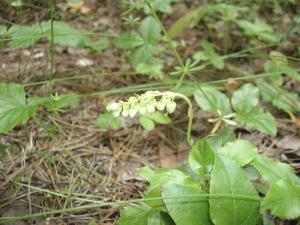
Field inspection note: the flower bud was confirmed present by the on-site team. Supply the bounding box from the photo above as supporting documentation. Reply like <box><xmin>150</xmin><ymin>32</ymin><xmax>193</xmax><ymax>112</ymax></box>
<box><xmin>166</xmin><ymin>101</ymin><xmax>176</xmax><ymax>113</ymax></box>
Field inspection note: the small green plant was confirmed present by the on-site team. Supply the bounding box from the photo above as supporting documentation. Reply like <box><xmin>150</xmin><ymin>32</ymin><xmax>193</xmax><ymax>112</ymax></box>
<box><xmin>110</xmin><ymin>91</ymin><xmax>300</xmax><ymax>225</ymax></box>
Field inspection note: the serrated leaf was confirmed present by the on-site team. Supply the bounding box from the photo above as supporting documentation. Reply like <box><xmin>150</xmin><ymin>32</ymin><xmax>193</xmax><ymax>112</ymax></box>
<box><xmin>162</xmin><ymin>184</ymin><xmax>212</xmax><ymax>225</ymax></box>
<box><xmin>188</xmin><ymin>139</ymin><xmax>215</xmax><ymax>178</ymax></box>
<box><xmin>42</xmin><ymin>93</ymin><xmax>80</xmax><ymax>113</ymax></box>
<box><xmin>139</xmin><ymin>115</ymin><xmax>155</xmax><ymax>130</ymax></box>
<box><xmin>231</xmin><ymin>83</ymin><xmax>260</xmax><ymax>114</ymax></box>
<box><xmin>236</xmin><ymin>107</ymin><xmax>277</xmax><ymax>137</ymax></box>
<box><xmin>210</xmin><ymin>155</ymin><xmax>260</xmax><ymax>225</ymax></box>
<box><xmin>136</xmin><ymin>60</ymin><xmax>164</xmax><ymax>80</ymax></box>
<box><xmin>237</xmin><ymin>19</ymin><xmax>281</xmax><ymax>43</ymax></box>
<box><xmin>194</xmin><ymin>86</ymin><xmax>231</xmax><ymax>116</ymax></box>
<box><xmin>262</xmin><ymin>179</ymin><xmax>300</xmax><ymax>219</ymax></box>
<box><xmin>114</xmin><ymin>31</ymin><xmax>144</xmax><ymax>50</ymax></box>
<box><xmin>0</xmin><ymin>83</ymin><xmax>37</xmax><ymax>133</ymax></box>
<box><xmin>219</xmin><ymin>140</ymin><xmax>258</xmax><ymax>166</ymax></box>
<box><xmin>130</xmin><ymin>44</ymin><xmax>156</xmax><ymax>67</ymax></box>
<box><xmin>96</xmin><ymin>112</ymin><xmax>121</xmax><ymax>130</ymax></box>
<box><xmin>256</xmin><ymin>79</ymin><xmax>300</xmax><ymax>112</ymax></box>
<box><xmin>41</xmin><ymin>21</ymin><xmax>89</xmax><ymax>47</ymax></box>
<box><xmin>139</xmin><ymin>17</ymin><xmax>161</xmax><ymax>44</ymax></box>
<box><xmin>251</xmin><ymin>155</ymin><xmax>299</xmax><ymax>184</ymax></box>
<box><xmin>264</xmin><ymin>61</ymin><xmax>283</xmax><ymax>85</ymax></box>
<box><xmin>7</xmin><ymin>24</ymin><xmax>41</xmax><ymax>48</ymax></box>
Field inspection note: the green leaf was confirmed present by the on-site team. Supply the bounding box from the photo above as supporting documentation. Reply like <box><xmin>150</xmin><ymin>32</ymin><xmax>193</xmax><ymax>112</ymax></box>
<box><xmin>114</xmin><ymin>31</ymin><xmax>144</xmax><ymax>50</ymax></box>
<box><xmin>41</xmin><ymin>93</ymin><xmax>80</xmax><ymax>113</ymax></box>
<box><xmin>237</xmin><ymin>19</ymin><xmax>281</xmax><ymax>43</ymax></box>
<box><xmin>188</xmin><ymin>139</ymin><xmax>215</xmax><ymax>178</ymax></box>
<box><xmin>0</xmin><ymin>83</ymin><xmax>37</xmax><ymax>133</ymax></box>
<box><xmin>256</xmin><ymin>79</ymin><xmax>300</xmax><ymax>112</ymax></box>
<box><xmin>85</xmin><ymin>38</ymin><xmax>110</xmax><ymax>54</ymax></box>
<box><xmin>96</xmin><ymin>112</ymin><xmax>121</xmax><ymax>130</ymax></box>
<box><xmin>8</xmin><ymin>24</ymin><xmax>41</xmax><ymax>48</ymax></box>
<box><xmin>41</xmin><ymin>21</ymin><xmax>89</xmax><ymax>47</ymax></box>
<box><xmin>138</xmin><ymin>167</ymin><xmax>196</xmax><ymax>208</ymax></box>
<box><xmin>281</xmin><ymin>65</ymin><xmax>300</xmax><ymax>81</ymax></box>
<box><xmin>130</xmin><ymin>44</ymin><xmax>156</xmax><ymax>67</ymax></box>
<box><xmin>194</xmin><ymin>40</ymin><xmax>224</xmax><ymax>70</ymax></box>
<box><xmin>194</xmin><ymin>86</ymin><xmax>231</xmax><ymax>116</ymax></box>
<box><xmin>231</xmin><ymin>83</ymin><xmax>260</xmax><ymax>114</ymax></box>
<box><xmin>251</xmin><ymin>155</ymin><xmax>299</xmax><ymax>184</ymax></box>
<box><xmin>118</xmin><ymin>204</ymin><xmax>157</xmax><ymax>225</ymax></box>
<box><xmin>145</xmin><ymin>0</ymin><xmax>178</xmax><ymax>14</ymax></box>
<box><xmin>236</xmin><ymin>107</ymin><xmax>277</xmax><ymax>137</ymax></box>
<box><xmin>219</xmin><ymin>140</ymin><xmax>258</xmax><ymax>166</ymax></box>
<box><xmin>148</xmin><ymin>112</ymin><xmax>171</xmax><ymax>124</ymax></box>
<box><xmin>139</xmin><ymin>17</ymin><xmax>161</xmax><ymax>44</ymax></box>
<box><xmin>264</xmin><ymin>61</ymin><xmax>283</xmax><ymax>86</ymax></box>
<box><xmin>139</xmin><ymin>115</ymin><xmax>155</xmax><ymax>130</ymax></box>
<box><xmin>162</xmin><ymin>184</ymin><xmax>212</xmax><ymax>225</ymax></box>
<box><xmin>136</xmin><ymin>60</ymin><xmax>164</xmax><ymax>80</ymax></box>
<box><xmin>262</xmin><ymin>179</ymin><xmax>300</xmax><ymax>219</ymax></box>
<box><xmin>210</xmin><ymin>155</ymin><xmax>260</xmax><ymax>225</ymax></box>
<box><xmin>207</xmin><ymin>127</ymin><xmax>235</xmax><ymax>149</ymax></box>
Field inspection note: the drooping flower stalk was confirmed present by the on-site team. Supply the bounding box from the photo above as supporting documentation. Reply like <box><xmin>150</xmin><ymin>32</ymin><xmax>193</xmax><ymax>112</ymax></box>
<box><xmin>107</xmin><ymin>91</ymin><xmax>194</xmax><ymax>145</ymax></box>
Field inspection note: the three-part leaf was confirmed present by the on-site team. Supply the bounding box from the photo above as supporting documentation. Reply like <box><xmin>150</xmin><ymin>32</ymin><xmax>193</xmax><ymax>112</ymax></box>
<box><xmin>210</xmin><ymin>155</ymin><xmax>260</xmax><ymax>225</ymax></box>
<box><xmin>0</xmin><ymin>83</ymin><xmax>37</xmax><ymax>133</ymax></box>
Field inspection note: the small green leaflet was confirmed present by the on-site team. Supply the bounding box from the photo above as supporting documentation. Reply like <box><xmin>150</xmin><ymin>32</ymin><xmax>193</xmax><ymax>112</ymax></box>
<box><xmin>251</xmin><ymin>155</ymin><xmax>299</xmax><ymax>185</ymax></box>
<box><xmin>256</xmin><ymin>79</ymin><xmax>300</xmax><ymax>112</ymax></box>
<box><xmin>193</xmin><ymin>39</ymin><xmax>224</xmax><ymax>70</ymax></box>
<box><xmin>139</xmin><ymin>112</ymin><xmax>171</xmax><ymax>131</ymax></box>
<box><xmin>114</xmin><ymin>31</ymin><xmax>144</xmax><ymax>50</ymax></box>
<box><xmin>139</xmin><ymin>17</ymin><xmax>161</xmax><ymax>44</ymax></box>
<box><xmin>144</xmin><ymin>0</ymin><xmax>179</xmax><ymax>14</ymax></box>
<box><xmin>41</xmin><ymin>93</ymin><xmax>80</xmax><ymax>113</ymax></box>
<box><xmin>194</xmin><ymin>85</ymin><xmax>231</xmax><ymax>116</ymax></box>
<box><xmin>188</xmin><ymin>139</ymin><xmax>215</xmax><ymax>178</ymax></box>
<box><xmin>236</xmin><ymin>107</ymin><xmax>277</xmax><ymax>137</ymax></box>
<box><xmin>262</xmin><ymin>179</ymin><xmax>300</xmax><ymax>219</ymax></box>
<box><xmin>162</xmin><ymin>184</ymin><xmax>212</xmax><ymax>225</ymax></box>
<box><xmin>0</xmin><ymin>83</ymin><xmax>37</xmax><ymax>133</ymax></box>
<box><xmin>210</xmin><ymin>155</ymin><xmax>260</xmax><ymax>225</ymax></box>
<box><xmin>96</xmin><ymin>112</ymin><xmax>121</xmax><ymax>130</ymax></box>
<box><xmin>237</xmin><ymin>19</ymin><xmax>281</xmax><ymax>43</ymax></box>
<box><xmin>219</xmin><ymin>139</ymin><xmax>258</xmax><ymax>166</ymax></box>
<box><xmin>7</xmin><ymin>21</ymin><xmax>91</xmax><ymax>48</ymax></box>
<box><xmin>231</xmin><ymin>83</ymin><xmax>260</xmax><ymax>115</ymax></box>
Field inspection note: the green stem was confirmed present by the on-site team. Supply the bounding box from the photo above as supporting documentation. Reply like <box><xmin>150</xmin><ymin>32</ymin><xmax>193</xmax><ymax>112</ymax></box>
<box><xmin>145</xmin><ymin>0</ymin><xmax>184</xmax><ymax>67</ymax></box>
<box><xmin>0</xmin><ymin>193</ymin><xmax>259</xmax><ymax>223</ymax></box>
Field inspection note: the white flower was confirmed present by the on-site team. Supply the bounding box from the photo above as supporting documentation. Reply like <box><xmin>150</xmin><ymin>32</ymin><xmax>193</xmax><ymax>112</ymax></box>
<box><xmin>129</xmin><ymin>105</ymin><xmax>139</xmax><ymax>118</ymax></box>
<box><xmin>156</xmin><ymin>99</ymin><xmax>166</xmax><ymax>111</ymax></box>
<box><xmin>106</xmin><ymin>102</ymin><xmax>120</xmax><ymax>111</ymax></box>
<box><xmin>166</xmin><ymin>101</ymin><xmax>176</xmax><ymax>113</ymax></box>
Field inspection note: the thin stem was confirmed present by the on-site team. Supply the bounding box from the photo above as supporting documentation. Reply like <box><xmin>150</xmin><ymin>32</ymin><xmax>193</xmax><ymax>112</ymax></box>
<box><xmin>145</xmin><ymin>0</ymin><xmax>184</xmax><ymax>67</ymax></box>
<box><xmin>48</xmin><ymin>0</ymin><xmax>55</xmax><ymax>93</ymax></box>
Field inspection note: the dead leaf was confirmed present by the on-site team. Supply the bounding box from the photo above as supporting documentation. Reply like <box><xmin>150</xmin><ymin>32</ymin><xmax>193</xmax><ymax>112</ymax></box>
<box><xmin>277</xmin><ymin>135</ymin><xmax>300</xmax><ymax>151</ymax></box>
<box><xmin>224</xmin><ymin>80</ymin><xmax>239</xmax><ymax>95</ymax></box>
<box><xmin>67</xmin><ymin>1</ymin><xmax>91</xmax><ymax>14</ymax></box>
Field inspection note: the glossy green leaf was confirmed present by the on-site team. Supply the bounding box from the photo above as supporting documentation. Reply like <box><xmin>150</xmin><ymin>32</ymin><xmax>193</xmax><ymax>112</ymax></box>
<box><xmin>114</xmin><ymin>31</ymin><xmax>144</xmax><ymax>50</ymax></box>
<box><xmin>251</xmin><ymin>155</ymin><xmax>299</xmax><ymax>184</ymax></box>
<box><xmin>188</xmin><ymin>139</ymin><xmax>215</xmax><ymax>178</ymax></box>
<box><xmin>236</xmin><ymin>107</ymin><xmax>277</xmax><ymax>137</ymax></box>
<box><xmin>231</xmin><ymin>83</ymin><xmax>260</xmax><ymax>114</ymax></box>
<box><xmin>138</xmin><ymin>167</ymin><xmax>196</xmax><ymax>208</ymax></box>
<box><xmin>194</xmin><ymin>86</ymin><xmax>231</xmax><ymax>116</ymax></box>
<box><xmin>219</xmin><ymin>140</ymin><xmax>258</xmax><ymax>166</ymax></box>
<box><xmin>139</xmin><ymin>17</ymin><xmax>161</xmax><ymax>44</ymax></box>
<box><xmin>262</xmin><ymin>179</ymin><xmax>300</xmax><ymax>219</ymax></box>
<box><xmin>210</xmin><ymin>155</ymin><xmax>260</xmax><ymax>225</ymax></box>
<box><xmin>0</xmin><ymin>83</ymin><xmax>37</xmax><ymax>133</ymax></box>
<box><xmin>96</xmin><ymin>112</ymin><xmax>121</xmax><ymax>130</ymax></box>
<box><xmin>162</xmin><ymin>184</ymin><xmax>212</xmax><ymax>225</ymax></box>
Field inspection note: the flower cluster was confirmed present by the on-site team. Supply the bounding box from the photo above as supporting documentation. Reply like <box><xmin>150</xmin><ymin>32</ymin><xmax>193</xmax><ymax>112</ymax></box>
<box><xmin>106</xmin><ymin>91</ymin><xmax>177</xmax><ymax>118</ymax></box>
